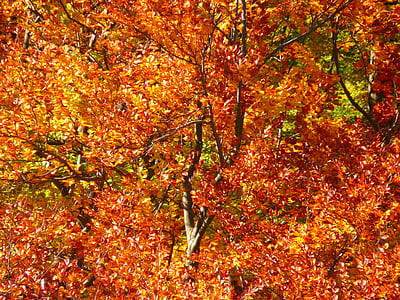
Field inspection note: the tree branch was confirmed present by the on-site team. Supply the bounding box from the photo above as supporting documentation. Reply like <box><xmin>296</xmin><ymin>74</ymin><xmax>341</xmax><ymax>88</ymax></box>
<box><xmin>263</xmin><ymin>0</ymin><xmax>355</xmax><ymax>64</ymax></box>
<box><xmin>233</xmin><ymin>0</ymin><xmax>248</xmax><ymax>157</ymax></box>
<box><xmin>208</xmin><ymin>102</ymin><xmax>225</xmax><ymax>167</ymax></box>
<box><xmin>240</xmin><ymin>0</ymin><xmax>247</xmax><ymax>57</ymax></box>
<box><xmin>58</xmin><ymin>0</ymin><xmax>94</xmax><ymax>33</ymax></box>
<box><xmin>183</xmin><ymin>119</ymin><xmax>203</xmax><ymax>246</ymax></box>
<box><xmin>331</xmin><ymin>21</ymin><xmax>379</xmax><ymax>131</ymax></box>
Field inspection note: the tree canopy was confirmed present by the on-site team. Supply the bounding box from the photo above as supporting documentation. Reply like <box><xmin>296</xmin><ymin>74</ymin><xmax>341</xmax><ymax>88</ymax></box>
<box><xmin>1</xmin><ymin>0</ymin><xmax>400</xmax><ymax>298</ymax></box>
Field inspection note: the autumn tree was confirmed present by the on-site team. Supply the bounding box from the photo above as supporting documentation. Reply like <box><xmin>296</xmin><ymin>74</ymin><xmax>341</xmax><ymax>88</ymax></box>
<box><xmin>1</xmin><ymin>0</ymin><xmax>400</xmax><ymax>299</ymax></box>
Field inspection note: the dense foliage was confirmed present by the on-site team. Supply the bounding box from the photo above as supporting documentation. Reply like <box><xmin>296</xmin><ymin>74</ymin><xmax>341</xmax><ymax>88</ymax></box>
<box><xmin>1</xmin><ymin>0</ymin><xmax>400</xmax><ymax>298</ymax></box>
